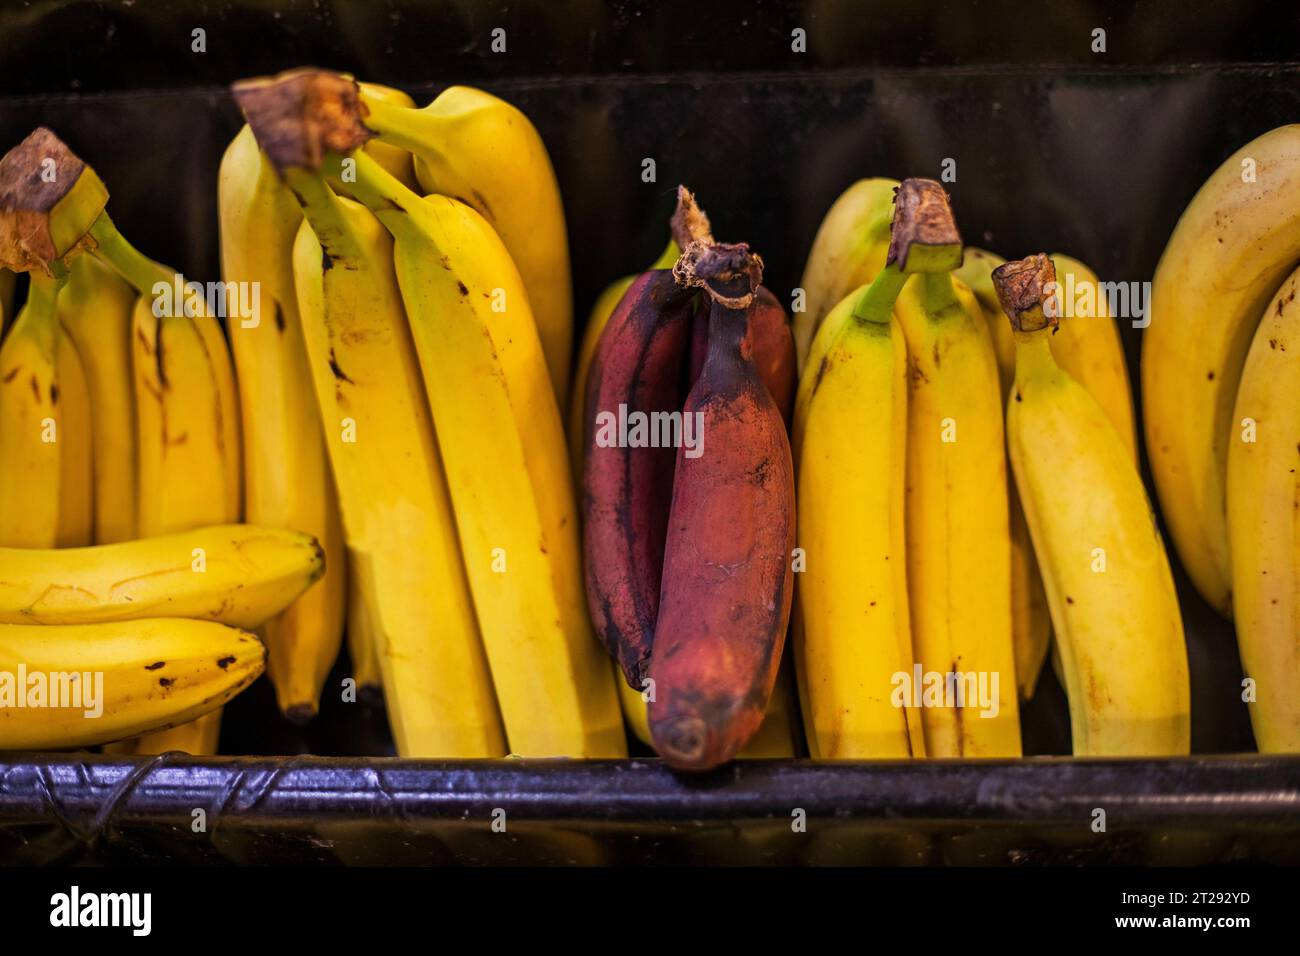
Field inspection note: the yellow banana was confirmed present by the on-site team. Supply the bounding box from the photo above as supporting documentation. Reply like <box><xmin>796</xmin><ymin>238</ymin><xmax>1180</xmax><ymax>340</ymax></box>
<box><xmin>0</xmin><ymin>524</ymin><xmax>323</xmax><ymax>627</ymax></box>
<box><xmin>794</xmin><ymin>177</ymin><xmax>900</xmax><ymax>372</ymax></box>
<box><xmin>219</xmin><ymin>123</ymin><xmax>347</xmax><ymax>723</ymax></box>
<box><xmin>568</xmin><ymin>237</ymin><xmax>679</xmax><ymax>480</ymax></box>
<box><xmin>998</xmin><ymin>254</ymin><xmax>1189</xmax><ymax>756</ymax></box>
<box><xmin>336</xmin><ymin>148</ymin><xmax>623</xmax><ymax>757</ymax></box>
<box><xmin>344</xmin><ymin>548</ymin><xmax>383</xmax><ymax>703</ymax></box>
<box><xmin>1145</xmin><ymin>124</ymin><xmax>1300</xmax><ymax>616</ymax></box>
<box><xmin>331</xmin><ymin>82</ymin><xmax>421</xmax><ymax>198</ymax></box>
<box><xmin>794</xmin><ymin>267</ymin><xmax>924</xmax><ymax>758</ymax></box>
<box><xmin>0</xmin><ymin>618</ymin><xmax>265</xmax><ymax>751</ymax></box>
<box><xmin>954</xmin><ymin>247</ymin><xmax>1137</xmax><ymax>699</ymax></box>
<box><xmin>891</xmin><ymin>181</ymin><xmax>1020</xmax><ymax>758</ymax></box>
<box><xmin>57</xmin><ymin>252</ymin><xmax>137</xmax><ymax>543</ymax></box>
<box><xmin>1227</xmin><ymin>267</ymin><xmax>1300</xmax><ymax>752</ymax></box>
<box><xmin>232</xmin><ymin>72</ymin><xmax>505</xmax><ymax>756</ymax></box>
<box><xmin>53</xmin><ymin>326</ymin><xmax>93</xmax><ymax>548</ymax></box>
<box><xmin>0</xmin><ymin>269</ymin><xmax>73</xmax><ymax>548</ymax></box>
<box><xmin>359</xmin><ymin>82</ymin><xmax>574</xmax><ymax>406</ymax></box>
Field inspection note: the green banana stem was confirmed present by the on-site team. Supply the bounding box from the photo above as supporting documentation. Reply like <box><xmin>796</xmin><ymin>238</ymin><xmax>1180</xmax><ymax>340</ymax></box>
<box><xmin>358</xmin><ymin>95</ymin><xmax>441</xmax><ymax>161</ymax></box>
<box><xmin>282</xmin><ymin>168</ymin><xmax>358</xmax><ymax>259</ymax></box>
<box><xmin>332</xmin><ymin>150</ymin><xmax>436</xmax><ymax>243</ymax></box>
<box><xmin>18</xmin><ymin>269</ymin><xmax>68</xmax><ymax>356</ymax></box>
<box><xmin>914</xmin><ymin>270</ymin><xmax>965</xmax><ymax>318</ymax></box>
<box><xmin>850</xmin><ymin>263</ymin><xmax>907</xmax><ymax>325</ymax></box>
<box><xmin>88</xmin><ymin>212</ymin><xmax>175</xmax><ymax>296</ymax></box>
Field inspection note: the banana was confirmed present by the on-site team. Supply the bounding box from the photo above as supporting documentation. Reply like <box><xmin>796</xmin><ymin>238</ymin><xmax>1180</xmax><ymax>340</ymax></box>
<box><xmin>794</xmin><ymin>177</ymin><xmax>900</xmax><ymax>371</ymax></box>
<box><xmin>1227</xmin><ymin>267</ymin><xmax>1300</xmax><ymax>752</ymax></box>
<box><xmin>235</xmin><ymin>73</ymin><xmax>505</xmax><ymax>758</ymax></box>
<box><xmin>219</xmin><ymin>123</ymin><xmax>347</xmax><ymax>723</ymax></box>
<box><xmin>358</xmin><ymin>81</ymin><xmax>574</xmax><ymax>406</ymax></box>
<box><xmin>53</xmin><ymin>326</ymin><xmax>93</xmax><ymax>548</ymax></box>
<box><xmin>648</xmin><ymin>251</ymin><xmax>795</xmax><ymax>771</ymax></box>
<box><xmin>890</xmin><ymin>180</ymin><xmax>1020</xmax><ymax>758</ymax></box>
<box><xmin>0</xmin><ymin>618</ymin><xmax>265</xmax><ymax>751</ymax></box>
<box><xmin>318</xmin><ymin>141</ymin><xmax>623</xmax><ymax>756</ymax></box>
<box><xmin>0</xmin><ymin>524</ymin><xmax>323</xmax><ymax>627</ymax></box>
<box><xmin>331</xmin><ymin>83</ymin><xmax>421</xmax><ymax>198</ymax></box>
<box><xmin>0</xmin><ymin>269</ymin><xmax>73</xmax><ymax>548</ymax></box>
<box><xmin>569</xmin><ymin>237</ymin><xmax>679</xmax><ymax>480</ymax></box>
<box><xmin>344</xmin><ymin>548</ymin><xmax>383</xmax><ymax>704</ymax></box>
<box><xmin>56</xmin><ymin>252</ymin><xmax>137</xmax><ymax>543</ymax></box>
<box><xmin>953</xmin><ymin>247</ymin><xmax>1137</xmax><ymax>700</ymax></box>
<box><xmin>794</xmin><ymin>266</ymin><xmax>925</xmax><ymax>758</ymax></box>
<box><xmin>1145</xmin><ymin>124</ymin><xmax>1300</xmax><ymax>616</ymax></box>
<box><xmin>997</xmin><ymin>254</ymin><xmax>1189</xmax><ymax>755</ymax></box>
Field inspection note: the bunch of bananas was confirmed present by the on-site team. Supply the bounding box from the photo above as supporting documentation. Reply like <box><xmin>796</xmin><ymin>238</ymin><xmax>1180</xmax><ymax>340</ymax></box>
<box><xmin>1145</xmin><ymin>124</ymin><xmax>1300</xmax><ymax>753</ymax></box>
<box><xmin>792</xmin><ymin>176</ymin><xmax>1189</xmax><ymax>759</ymax></box>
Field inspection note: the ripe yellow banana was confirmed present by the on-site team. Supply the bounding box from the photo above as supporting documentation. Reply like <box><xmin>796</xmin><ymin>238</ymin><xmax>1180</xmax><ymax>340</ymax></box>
<box><xmin>337</xmin><ymin>148</ymin><xmax>623</xmax><ymax>757</ymax></box>
<box><xmin>998</xmin><ymin>254</ymin><xmax>1189</xmax><ymax>756</ymax></box>
<box><xmin>344</xmin><ymin>548</ymin><xmax>382</xmax><ymax>703</ymax></box>
<box><xmin>1145</xmin><ymin>124</ymin><xmax>1300</xmax><ymax>616</ymax></box>
<box><xmin>794</xmin><ymin>267</ymin><xmax>925</xmax><ymax>758</ymax></box>
<box><xmin>0</xmin><ymin>524</ymin><xmax>323</xmax><ymax>627</ymax></box>
<box><xmin>219</xmin><ymin>123</ymin><xmax>347</xmax><ymax>723</ymax></box>
<box><xmin>1227</xmin><ymin>267</ymin><xmax>1300</xmax><ymax>752</ymax></box>
<box><xmin>283</xmin><ymin>180</ymin><xmax>505</xmax><ymax>758</ymax></box>
<box><xmin>0</xmin><ymin>269</ymin><xmax>73</xmax><ymax>548</ymax></box>
<box><xmin>0</xmin><ymin>618</ymin><xmax>264</xmax><ymax>750</ymax></box>
<box><xmin>568</xmin><ymin>237</ymin><xmax>679</xmax><ymax>480</ymax></box>
<box><xmin>232</xmin><ymin>72</ymin><xmax>505</xmax><ymax>756</ymax></box>
<box><xmin>57</xmin><ymin>252</ymin><xmax>138</xmax><ymax>543</ymax></box>
<box><xmin>891</xmin><ymin>182</ymin><xmax>1020</xmax><ymax>758</ymax></box>
<box><xmin>53</xmin><ymin>325</ymin><xmax>93</xmax><ymax>548</ymax></box>
<box><xmin>794</xmin><ymin>177</ymin><xmax>900</xmax><ymax>372</ymax></box>
<box><xmin>359</xmin><ymin>82</ymin><xmax>574</xmax><ymax>406</ymax></box>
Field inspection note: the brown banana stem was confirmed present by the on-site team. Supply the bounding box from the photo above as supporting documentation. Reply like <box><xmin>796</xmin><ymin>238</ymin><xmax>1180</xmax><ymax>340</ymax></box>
<box><xmin>993</xmin><ymin>253</ymin><xmax>1059</xmax><ymax>333</ymax></box>
<box><xmin>233</xmin><ymin>68</ymin><xmax>373</xmax><ymax>173</ymax></box>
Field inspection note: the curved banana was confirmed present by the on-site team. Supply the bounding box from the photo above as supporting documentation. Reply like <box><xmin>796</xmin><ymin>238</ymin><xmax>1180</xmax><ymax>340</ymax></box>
<box><xmin>53</xmin><ymin>327</ymin><xmax>93</xmax><ymax>548</ymax></box>
<box><xmin>57</xmin><ymin>252</ymin><xmax>137</xmax><ymax>543</ymax></box>
<box><xmin>359</xmin><ymin>82</ymin><xmax>574</xmax><ymax>406</ymax></box>
<box><xmin>890</xmin><ymin>182</ymin><xmax>1020</xmax><ymax>758</ymax></box>
<box><xmin>337</xmin><ymin>148</ymin><xmax>623</xmax><ymax>757</ymax></box>
<box><xmin>568</xmin><ymin>237</ymin><xmax>679</xmax><ymax>480</ymax></box>
<box><xmin>344</xmin><ymin>548</ymin><xmax>383</xmax><ymax>704</ymax></box>
<box><xmin>1228</xmin><ymin>267</ymin><xmax>1300</xmax><ymax>752</ymax></box>
<box><xmin>998</xmin><ymin>254</ymin><xmax>1189</xmax><ymax>755</ymax></box>
<box><xmin>1145</xmin><ymin>124</ymin><xmax>1300</xmax><ymax>615</ymax></box>
<box><xmin>794</xmin><ymin>266</ymin><xmax>925</xmax><ymax>758</ymax></box>
<box><xmin>0</xmin><ymin>618</ymin><xmax>264</xmax><ymax>751</ymax></box>
<box><xmin>794</xmin><ymin>177</ymin><xmax>900</xmax><ymax>371</ymax></box>
<box><xmin>0</xmin><ymin>270</ymin><xmax>72</xmax><ymax>548</ymax></box>
<box><xmin>0</xmin><ymin>524</ymin><xmax>323</xmax><ymax>628</ymax></box>
<box><xmin>219</xmin><ymin>123</ymin><xmax>347</xmax><ymax>723</ymax></box>
<box><xmin>282</xmin><ymin>178</ymin><xmax>505</xmax><ymax>758</ymax></box>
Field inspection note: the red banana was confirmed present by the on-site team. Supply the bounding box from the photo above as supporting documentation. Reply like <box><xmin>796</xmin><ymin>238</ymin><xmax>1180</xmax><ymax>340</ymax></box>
<box><xmin>691</xmin><ymin>285</ymin><xmax>796</xmax><ymax>427</ymax></box>
<box><xmin>648</xmin><ymin>256</ymin><xmax>796</xmax><ymax>772</ymax></box>
<box><xmin>583</xmin><ymin>268</ymin><xmax>695</xmax><ymax>688</ymax></box>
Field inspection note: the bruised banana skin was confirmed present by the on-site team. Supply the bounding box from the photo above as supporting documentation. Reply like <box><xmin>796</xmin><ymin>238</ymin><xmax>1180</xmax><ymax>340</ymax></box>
<box><xmin>648</xmin><ymin>298</ymin><xmax>796</xmax><ymax>771</ymax></box>
<box><xmin>691</xmin><ymin>285</ymin><xmax>797</xmax><ymax>427</ymax></box>
<box><xmin>0</xmin><ymin>524</ymin><xmax>323</xmax><ymax>627</ymax></box>
<box><xmin>0</xmin><ymin>618</ymin><xmax>265</xmax><ymax>751</ymax></box>
<box><xmin>1227</xmin><ymin>268</ymin><xmax>1300</xmax><ymax>752</ymax></box>
<box><xmin>999</xmin><ymin>254</ymin><xmax>1189</xmax><ymax>756</ymax></box>
<box><xmin>584</xmin><ymin>269</ymin><xmax>697</xmax><ymax>688</ymax></box>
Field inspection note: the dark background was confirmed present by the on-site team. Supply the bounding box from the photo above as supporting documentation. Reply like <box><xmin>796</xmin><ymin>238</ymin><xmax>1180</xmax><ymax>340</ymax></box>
<box><xmin>2</xmin><ymin>0</ymin><xmax>1298</xmax><ymax>756</ymax></box>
